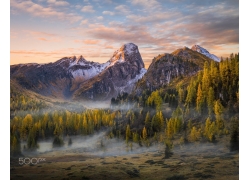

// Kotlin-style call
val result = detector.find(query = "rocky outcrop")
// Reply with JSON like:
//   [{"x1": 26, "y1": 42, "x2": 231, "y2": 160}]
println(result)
[
  {"x1": 73, "y1": 43, "x2": 146, "y2": 100},
  {"x1": 133, "y1": 47, "x2": 215, "y2": 94}
]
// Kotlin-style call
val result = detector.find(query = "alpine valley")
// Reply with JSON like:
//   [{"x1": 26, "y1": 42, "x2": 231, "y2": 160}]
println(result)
[{"x1": 10, "y1": 43, "x2": 239, "y2": 180}]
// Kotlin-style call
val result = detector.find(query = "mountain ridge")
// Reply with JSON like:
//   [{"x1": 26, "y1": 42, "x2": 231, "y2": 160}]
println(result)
[
  {"x1": 10, "y1": 43, "x2": 220, "y2": 101},
  {"x1": 132, "y1": 46, "x2": 218, "y2": 95},
  {"x1": 11, "y1": 43, "x2": 146, "y2": 100}
]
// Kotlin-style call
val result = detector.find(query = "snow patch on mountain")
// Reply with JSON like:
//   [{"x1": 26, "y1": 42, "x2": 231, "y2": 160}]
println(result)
[
  {"x1": 52, "y1": 55, "x2": 110, "y2": 80},
  {"x1": 69, "y1": 56, "x2": 87, "y2": 67},
  {"x1": 124, "y1": 43, "x2": 138, "y2": 55},
  {"x1": 109, "y1": 51, "x2": 125, "y2": 66},
  {"x1": 113, "y1": 68, "x2": 147, "y2": 93},
  {"x1": 98, "y1": 62, "x2": 110, "y2": 71},
  {"x1": 191, "y1": 45, "x2": 220, "y2": 62},
  {"x1": 108, "y1": 43, "x2": 139, "y2": 66},
  {"x1": 71, "y1": 68, "x2": 97, "y2": 79},
  {"x1": 70, "y1": 62, "x2": 110, "y2": 79},
  {"x1": 129, "y1": 68, "x2": 147, "y2": 85}
]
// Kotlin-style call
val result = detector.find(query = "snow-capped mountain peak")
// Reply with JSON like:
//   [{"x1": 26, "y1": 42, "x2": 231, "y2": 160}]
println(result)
[
  {"x1": 69, "y1": 56, "x2": 88, "y2": 67},
  {"x1": 51, "y1": 43, "x2": 144, "y2": 83},
  {"x1": 76, "y1": 55, "x2": 87, "y2": 63},
  {"x1": 109, "y1": 43, "x2": 139, "y2": 64},
  {"x1": 191, "y1": 45, "x2": 220, "y2": 62},
  {"x1": 123, "y1": 43, "x2": 138, "y2": 55},
  {"x1": 191, "y1": 45, "x2": 209, "y2": 54}
]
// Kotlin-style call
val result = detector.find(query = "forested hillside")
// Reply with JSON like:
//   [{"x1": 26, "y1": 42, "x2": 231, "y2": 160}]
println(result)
[{"x1": 111, "y1": 53, "x2": 239, "y2": 152}]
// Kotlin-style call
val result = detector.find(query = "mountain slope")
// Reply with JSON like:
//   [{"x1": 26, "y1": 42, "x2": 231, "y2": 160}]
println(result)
[
  {"x1": 10, "y1": 55, "x2": 111, "y2": 97},
  {"x1": 73, "y1": 43, "x2": 146, "y2": 100},
  {"x1": 133, "y1": 46, "x2": 215, "y2": 94},
  {"x1": 10, "y1": 43, "x2": 146, "y2": 100},
  {"x1": 191, "y1": 45, "x2": 220, "y2": 62}
]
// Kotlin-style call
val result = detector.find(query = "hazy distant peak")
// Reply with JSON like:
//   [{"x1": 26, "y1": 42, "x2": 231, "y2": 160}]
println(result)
[{"x1": 191, "y1": 45, "x2": 220, "y2": 62}]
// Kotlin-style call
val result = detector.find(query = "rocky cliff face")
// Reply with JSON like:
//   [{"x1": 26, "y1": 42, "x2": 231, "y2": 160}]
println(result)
[
  {"x1": 73, "y1": 43, "x2": 146, "y2": 100},
  {"x1": 133, "y1": 47, "x2": 214, "y2": 94},
  {"x1": 10, "y1": 43, "x2": 146, "y2": 100}
]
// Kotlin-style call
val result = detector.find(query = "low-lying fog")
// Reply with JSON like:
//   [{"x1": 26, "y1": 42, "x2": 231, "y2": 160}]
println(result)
[
  {"x1": 20, "y1": 130, "x2": 230, "y2": 159},
  {"x1": 20, "y1": 131, "x2": 164, "y2": 157}
]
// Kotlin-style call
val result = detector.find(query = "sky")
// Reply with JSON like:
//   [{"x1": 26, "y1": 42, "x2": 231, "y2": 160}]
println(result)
[{"x1": 10, "y1": 0, "x2": 239, "y2": 68}]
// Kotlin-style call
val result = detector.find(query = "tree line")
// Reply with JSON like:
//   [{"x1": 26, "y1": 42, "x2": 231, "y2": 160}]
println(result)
[{"x1": 10, "y1": 109, "x2": 116, "y2": 156}]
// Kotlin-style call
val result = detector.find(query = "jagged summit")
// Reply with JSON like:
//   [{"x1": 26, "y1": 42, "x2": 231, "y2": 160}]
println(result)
[
  {"x1": 55, "y1": 55, "x2": 89, "y2": 67},
  {"x1": 122, "y1": 43, "x2": 139, "y2": 55},
  {"x1": 191, "y1": 45, "x2": 220, "y2": 62},
  {"x1": 109, "y1": 43, "x2": 141, "y2": 65},
  {"x1": 76, "y1": 55, "x2": 87, "y2": 63},
  {"x1": 52, "y1": 55, "x2": 109, "y2": 81}
]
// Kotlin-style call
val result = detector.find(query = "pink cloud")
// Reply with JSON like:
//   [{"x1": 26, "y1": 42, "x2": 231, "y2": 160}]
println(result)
[
  {"x1": 11, "y1": 0, "x2": 82, "y2": 23},
  {"x1": 24, "y1": 30, "x2": 62, "y2": 42},
  {"x1": 81, "y1": 5, "x2": 95, "y2": 13},
  {"x1": 103, "y1": 11, "x2": 114, "y2": 15},
  {"x1": 115, "y1": 5, "x2": 130, "y2": 14},
  {"x1": 47, "y1": 0, "x2": 69, "y2": 6},
  {"x1": 80, "y1": 19, "x2": 89, "y2": 25},
  {"x1": 83, "y1": 39, "x2": 100, "y2": 44},
  {"x1": 130, "y1": 0, "x2": 160, "y2": 10},
  {"x1": 126, "y1": 11, "x2": 180, "y2": 24},
  {"x1": 38, "y1": 37, "x2": 48, "y2": 41},
  {"x1": 27, "y1": 30, "x2": 57, "y2": 37}
]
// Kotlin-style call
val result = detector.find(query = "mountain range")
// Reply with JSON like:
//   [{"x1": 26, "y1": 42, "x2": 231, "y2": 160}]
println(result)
[{"x1": 10, "y1": 43, "x2": 219, "y2": 101}]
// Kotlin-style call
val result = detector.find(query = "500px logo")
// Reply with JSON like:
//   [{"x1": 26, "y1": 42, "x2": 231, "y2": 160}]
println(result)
[{"x1": 19, "y1": 157, "x2": 46, "y2": 165}]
